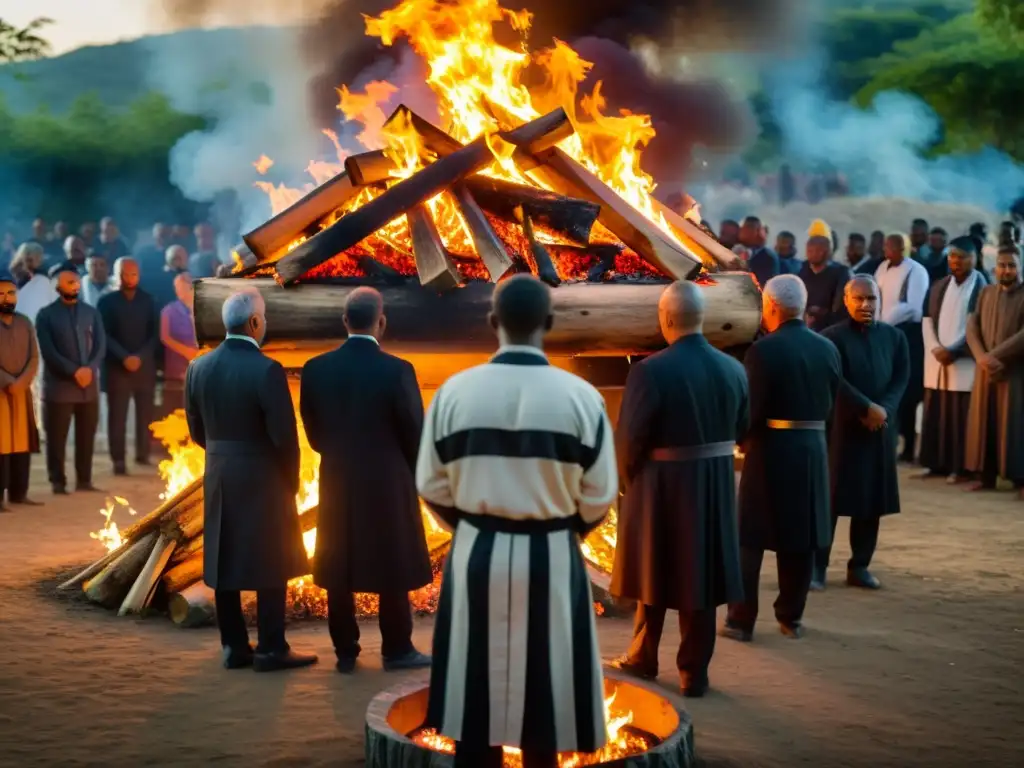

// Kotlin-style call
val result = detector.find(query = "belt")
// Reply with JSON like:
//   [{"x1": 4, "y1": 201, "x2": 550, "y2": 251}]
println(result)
[
  {"x1": 648, "y1": 441, "x2": 735, "y2": 462},
  {"x1": 766, "y1": 419, "x2": 826, "y2": 431}
]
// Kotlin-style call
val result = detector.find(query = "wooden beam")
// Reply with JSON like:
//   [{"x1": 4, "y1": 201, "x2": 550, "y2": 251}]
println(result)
[
  {"x1": 451, "y1": 182, "x2": 515, "y2": 282},
  {"x1": 515, "y1": 206, "x2": 561, "y2": 287},
  {"x1": 408, "y1": 204, "x2": 461, "y2": 291},
  {"x1": 463, "y1": 176, "x2": 598, "y2": 246},
  {"x1": 344, "y1": 150, "x2": 396, "y2": 187}
]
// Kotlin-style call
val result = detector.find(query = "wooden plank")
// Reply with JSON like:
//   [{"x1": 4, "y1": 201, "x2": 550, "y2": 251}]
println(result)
[
  {"x1": 408, "y1": 204, "x2": 461, "y2": 291},
  {"x1": 451, "y1": 182, "x2": 514, "y2": 282}
]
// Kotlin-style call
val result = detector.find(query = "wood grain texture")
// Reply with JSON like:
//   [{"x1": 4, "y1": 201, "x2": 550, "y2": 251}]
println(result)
[
  {"x1": 451, "y1": 182, "x2": 515, "y2": 282},
  {"x1": 408, "y1": 204, "x2": 461, "y2": 291},
  {"x1": 464, "y1": 175, "x2": 598, "y2": 246}
]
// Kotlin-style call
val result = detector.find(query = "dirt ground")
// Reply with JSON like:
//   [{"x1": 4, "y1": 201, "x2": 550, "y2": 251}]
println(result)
[{"x1": 1, "y1": 462, "x2": 1022, "y2": 768}]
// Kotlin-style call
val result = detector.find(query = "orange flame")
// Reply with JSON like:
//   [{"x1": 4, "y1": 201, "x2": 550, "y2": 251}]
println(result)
[{"x1": 252, "y1": 154, "x2": 274, "y2": 175}]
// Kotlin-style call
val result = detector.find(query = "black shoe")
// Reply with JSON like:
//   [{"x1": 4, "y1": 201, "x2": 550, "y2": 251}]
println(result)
[
  {"x1": 779, "y1": 623, "x2": 804, "y2": 639},
  {"x1": 846, "y1": 568, "x2": 881, "y2": 590},
  {"x1": 382, "y1": 650, "x2": 432, "y2": 672},
  {"x1": 222, "y1": 645, "x2": 254, "y2": 669},
  {"x1": 135, "y1": 458, "x2": 151, "y2": 467},
  {"x1": 252, "y1": 648, "x2": 318, "y2": 673},
  {"x1": 680, "y1": 674, "x2": 709, "y2": 698},
  {"x1": 52, "y1": 484, "x2": 69, "y2": 495},
  {"x1": 10, "y1": 497, "x2": 43, "y2": 506},
  {"x1": 75, "y1": 483, "x2": 103, "y2": 493},
  {"x1": 718, "y1": 622, "x2": 753, "y2": 643},
  {"x1": 607, "y1": 656, "x2": 657, "y2": 680},
  {"x1": 113, "y1": 463, "x2": 128, "y2": 476},
  {"x1": 335, "y1": 656, "x2": 357, "y2": 674}
]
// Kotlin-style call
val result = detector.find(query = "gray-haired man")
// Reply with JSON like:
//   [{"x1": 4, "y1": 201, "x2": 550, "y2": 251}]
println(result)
[
  {"x1": 722, "y1": 275, "x2": 841, "y2": 642},
  {"x1": 184, "y1": 289, "x2": 317, "y2": 672}
]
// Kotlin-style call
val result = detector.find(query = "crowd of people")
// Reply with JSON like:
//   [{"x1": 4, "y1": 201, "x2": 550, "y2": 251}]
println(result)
[{"x1": 0, "y1": 216, "x2": 216, "y2": 508}]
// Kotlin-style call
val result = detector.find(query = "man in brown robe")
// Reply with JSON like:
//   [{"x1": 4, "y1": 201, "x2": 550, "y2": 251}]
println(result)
[
  {"x1": 0, "y1": 272, "x2": 41, "y2": 510},
  {"x1": 964, "y1": 246, "x2": 1024, "y2": 498}
]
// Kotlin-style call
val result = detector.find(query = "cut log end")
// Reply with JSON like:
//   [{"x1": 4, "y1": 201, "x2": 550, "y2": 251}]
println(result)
[{"x1": 169, "y1": 582, "x2": 217, "y2": 628}]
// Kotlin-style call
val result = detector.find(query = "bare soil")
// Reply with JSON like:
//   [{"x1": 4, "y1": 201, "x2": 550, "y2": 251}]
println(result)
[{"x1": 1, "y1": 462, "x2": 1021, "y2": 768}]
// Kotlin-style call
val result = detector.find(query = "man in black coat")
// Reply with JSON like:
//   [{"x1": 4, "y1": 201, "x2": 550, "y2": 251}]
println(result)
[
  {"x1": 300, "y1": 287, "x2": 432, "y2": 673},
  {"x1": 185, "y1": 288, "x2": 316, "y2": 672},
  {"x1": 610, "y1": 281, "x2": 748, "y2": 697},
  {"x1": 722, "y1": 275, "x2": 840, "y2": 643},
  {"x1": 35, "y1": 263, "x2": 106, "y2": 494},
  {"x1": 98, "y1": 258, "x2": 159, "y2": 474},
  {"x1": 816, "y1": 276, "x2": 910, "y2": 590}
]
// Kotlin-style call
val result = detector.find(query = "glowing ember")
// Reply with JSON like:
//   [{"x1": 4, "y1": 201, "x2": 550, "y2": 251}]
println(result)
[
  {"x1": 410, "y1": 692, "x2": 653, "y2": 765},
  {"x1": 252, "y1": 0, "x2": 703, "y2": 272}
]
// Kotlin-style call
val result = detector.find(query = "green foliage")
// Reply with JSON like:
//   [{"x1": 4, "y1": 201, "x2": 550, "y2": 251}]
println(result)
[
  {"x1": 0, "y1": 17, "x2": 52, "y2": 63},
  {"x1": 976, "y1": 0, "x2": 1024, "y2": 38}
]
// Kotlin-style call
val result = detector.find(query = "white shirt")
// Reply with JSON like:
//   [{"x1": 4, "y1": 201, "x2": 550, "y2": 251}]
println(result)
[
  {"x1": 875, "y1": 258, "x2": 929, "y2": 325},
  {"x1": 224, "y1": 333, "x2": 260, "y2": 349},
  {"x1": 17, "y1": 273, "x2": 56, "y2": 324},
  {"x1": 347, "y1": 334, "x2": 379, "y2": 345}
]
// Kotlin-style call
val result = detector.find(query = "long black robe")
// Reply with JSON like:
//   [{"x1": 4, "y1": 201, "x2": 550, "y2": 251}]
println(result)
[
  {"x1": 610, "y1": 334, "x2": 748, "y2": 612},
  {"x1": 300, "y1": 337, "x2": 431, "y2": 594},
  {"x1": 738, "y1": 319, "x2": 840, "y2": 553},
  {"x1": 821, "y1": 320, "x2": 910, "y2": 519},
  {"x1": 919, "y1": 274, "x2": 983, "y2": 476},
  {"x1": 798, "y1": 261, "x2": 851, "y2": 332},
  {"x1": 184, "y1": 338, "x2": 309, "y2": 590}
]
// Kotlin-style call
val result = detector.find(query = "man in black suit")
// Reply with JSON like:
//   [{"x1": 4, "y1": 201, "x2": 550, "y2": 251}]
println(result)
[
  {"x1": 98, "y1": 258, "x2": 159, "y2": 474},
  {"x1": 609, "y1": 281, "x2": 749, "y2": 697},
  {"x1": 300, "y1": 287, "x2": 432, "y2": 673},
  {"x1": 185, "y1": 288, "x2": 317, "y2": 672},
  {"x1": 35, "y1": 263, "x2": 106, "y2": 494},
  {"x1": 722, "y1": 275, "x2": 841, "y2": 642}
]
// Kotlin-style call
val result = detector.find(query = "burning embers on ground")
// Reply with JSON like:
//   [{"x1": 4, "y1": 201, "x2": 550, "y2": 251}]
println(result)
[{"x1": 239, "y1": 0, "x2": 729, "y2": 288}]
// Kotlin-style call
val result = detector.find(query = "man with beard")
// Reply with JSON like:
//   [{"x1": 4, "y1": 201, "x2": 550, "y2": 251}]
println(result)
[
  {"x1": 0, "y1": 272, "x2": 42, "y2": 511},
  {"x1": 417, "y1": 275, "x2": 617, "y2": 766},
  {"x1": 875, "y1": 233, "x2": 929, "y2": 462},
  {"x1": 917, "y1": 238, "x2": 984, "y2": 483},
  {"x1": 722, "y1": 275, "x2": 839, "y2": 641},
  {"x1": 799, "y1": 220, "x2": 850, "y2": 333},
  {"x1": 35, "y1": 263, "x2": 106, "y2": 495},
  {"x1": 815, "y1": 276, "x2": 909, "y2": 590},
  {"x1": 739, "y1": 215, "x2": 780, "y2": 288},
  {"x1": 185, "y1": 289, "x2": 317, "y2": 672},
  {"x1": 963, "y1": 246, "x2": 1024, "y2": 499},
  {"x1": 775, "y1": 231, "x2": 801, "y2": 274},
  {"x1": 719, "y1": 219, "x2": 740, "y2": 251},
  {"x1": 847, "y1": 233, "x2": 875, "y2": 274},
  {"x1": 609, "y1": 281, "x2": 747, "y2": 697},
  {"x1": 98, "y1": 258, "x2": 158, "y2": 475},
  {"x1": 300, "y1": 287, "x2": 432, "y2": 674}
]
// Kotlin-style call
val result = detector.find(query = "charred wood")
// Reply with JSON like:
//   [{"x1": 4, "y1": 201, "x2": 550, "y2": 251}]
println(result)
[
  {"x1": 451, "y1": 182, "x2": 515, "y2": 282},
  {"x1": 408, "y1": 204, "x2": 461, "y2": 291},
  {"x1": 515, "y1": 206, "x2": 561, "y2": 287},
  {"x1": 463, "y1": 176, "x2": 598, "y2": 246}
]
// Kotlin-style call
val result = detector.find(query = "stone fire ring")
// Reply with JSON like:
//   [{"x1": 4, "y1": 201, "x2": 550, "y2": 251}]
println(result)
[{"x1": 364, "y1": 669, "x2": 695, "y2": 767}]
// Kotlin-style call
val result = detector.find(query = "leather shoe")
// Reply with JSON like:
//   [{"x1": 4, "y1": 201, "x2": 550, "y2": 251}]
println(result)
[
  {"x1": 846, "y1": 568, "x2": 881, "y2": 590},
  {"x1": 52, "y1": 484, "x2": 69, "y2": 495},
  {"x1": 10, "y1": 497, "x2": 43, "y2": 506},
  {"x1": 76, "y1": 483, "x2": 103, "y2": 493},
  {"x1": 607, "y1": 656, "x2": 656, "y2": 680},
  {"x1": 253, "y1": 648, "x2": 318, "y2": 672},
  {"x1": 779, "y1": 623, "x2": 804, "y2": 639},
  {"x1": 335, "y1": 656, "x2": 357, "y2": 674},
  {"x1": 718, "y1": 622, "x2": 753, "y2": 643},
  {"x1": 113, "y1": 464, "x2": 128, "y2": 476},
  {"x1": 382, "y1": 650, "x2": 432, "y2": 671},
  {"x1": 680, "y1": 674, "x2": 709, "y2": 698},
  {"x1": 222, "y1": 645, "x2": 254, "y2": 669}
]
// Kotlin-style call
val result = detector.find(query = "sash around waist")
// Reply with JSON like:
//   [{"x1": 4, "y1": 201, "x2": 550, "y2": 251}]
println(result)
[
  {"x1": 206, "y1": 439, "x2": 276, "y2": 457},
  {"x1": 766, "y1": 419, "x2": 826, "y2": 431},
  {"x1": 647, "y1": 441, "x2": 735, "y2": 462},
  {"x1": 457, "y1": 512, "x2": 580, "y2": 535}
]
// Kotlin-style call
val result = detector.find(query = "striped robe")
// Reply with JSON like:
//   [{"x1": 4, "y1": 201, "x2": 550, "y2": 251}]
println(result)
[{"x1": 416, "y1": 345, "x2": 618, "y2": 753}]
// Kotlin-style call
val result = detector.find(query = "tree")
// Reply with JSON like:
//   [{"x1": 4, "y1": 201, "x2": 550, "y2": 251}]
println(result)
[
  {"x1": 977, "y1": 0, "x2": 1024, "y2": 39},
  {"x1": 0, "y1": 17, "x2": 52, "y2": 63}
]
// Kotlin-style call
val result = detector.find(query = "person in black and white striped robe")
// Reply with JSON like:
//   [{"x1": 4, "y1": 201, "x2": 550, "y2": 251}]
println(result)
[{"x1": 416, "y1": 275, "x2": 618, "y2": 768}]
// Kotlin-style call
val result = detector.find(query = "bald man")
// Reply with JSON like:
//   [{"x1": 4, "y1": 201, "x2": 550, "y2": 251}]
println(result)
[
  {"x1": 300, "y1": 287, "x2": 432, "y2": 673},
  {"x1": 98, "y1": 258, "x2": 158, "y2": 474},
  {"x1": 610, "y1": 280, "x2": 748, "y2": 697}
]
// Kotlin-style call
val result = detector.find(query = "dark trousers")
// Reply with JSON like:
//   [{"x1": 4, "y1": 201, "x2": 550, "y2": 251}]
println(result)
[
  {"x1": 327, "y1": 588, "x2": 414, "y2": 660},
  {"x1": 817, "y1": 514, "x2": 881, "y2": 571},
  {"x1": 453, "y1": 743, "x2": 557, "y2": 767},
  {"x1": 727, "y1": 547, "x2": 813, "y2": 631},
  {"x1": 0, "y1": 453, "x2": 31, "y2": 502},
  {"x1": 43, "y1": 399, "x2": 99, "y2": 488},
  {"x1": 107, "y1": 375, "x2": 155, "y2": 466},
  {"x1": 898, "y1": 399, "x2": 918, "y2": 460},
  {"x1": 214, "y1": 588, "x2": 287, "y2": 654},
  {"x1": 624, "y1": 603, "x2": 716, "y2": 683}
]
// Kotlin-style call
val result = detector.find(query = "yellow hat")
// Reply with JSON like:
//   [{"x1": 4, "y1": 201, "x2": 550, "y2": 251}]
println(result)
[{"x1": 808, "y1": 219, "x2": 832, "y2": 240}]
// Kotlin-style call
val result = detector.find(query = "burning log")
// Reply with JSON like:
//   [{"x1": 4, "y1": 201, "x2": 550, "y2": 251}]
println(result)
[
  {"x1": 83, "y1": 531, "x2": 159, "y2": 609},
  {"x1": 275, "y1": 109, "x2": 578, "y2": 285},
  {"x1": 161, "y1": 496, "x2": 204, "y2": 543},
  {"x1": 651, "y1": 200, "x2": 739, "y2": 271},
  {"x1": 169, "y1": 582, "x2": 217, "y2": 628},
  {"x1": 345, "y1": 150, "x2": 396, "y2": 187},
  {"x1": 408, "y1": 204, "x2": 461, "y2": 291},
  {"x1": 463, "y1": 176, "x2": 599, "y2": 246},
  {"x1": 242, "y1": 172, "x2": 359, "y2": 262},
  {"x1": 526, "y1": 147, "x2": 703, "y2": 281},
  {"x1": 515, "y1": 206, "x2": 560, "y2": 287},
  {"x1": 169, "y1": 532, "x2": 204, "y2": 565},
  {"x1": 388, "y1": 105, "x2": 464, "y2": 158},
  {"x1": 118, "y1": 533, "x2": 177, "y2": 617},
  {"x1": 193, "y1": 274, "x2": 761, "y2": 356},
  {"x1": 451, "y1": 182, "x2": 515, "y2": 282},
  {"x1": 163, "y1": 551, "x2": 204, "y2": 595}
]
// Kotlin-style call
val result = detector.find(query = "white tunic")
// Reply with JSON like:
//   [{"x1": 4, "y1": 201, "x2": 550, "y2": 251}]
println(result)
[
  {"x1": 923, "y1": 272, "x2": 980, "y2": 392},
  {"x1": 875, "y1": 258, "x2": 929, "y2": 325}
]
